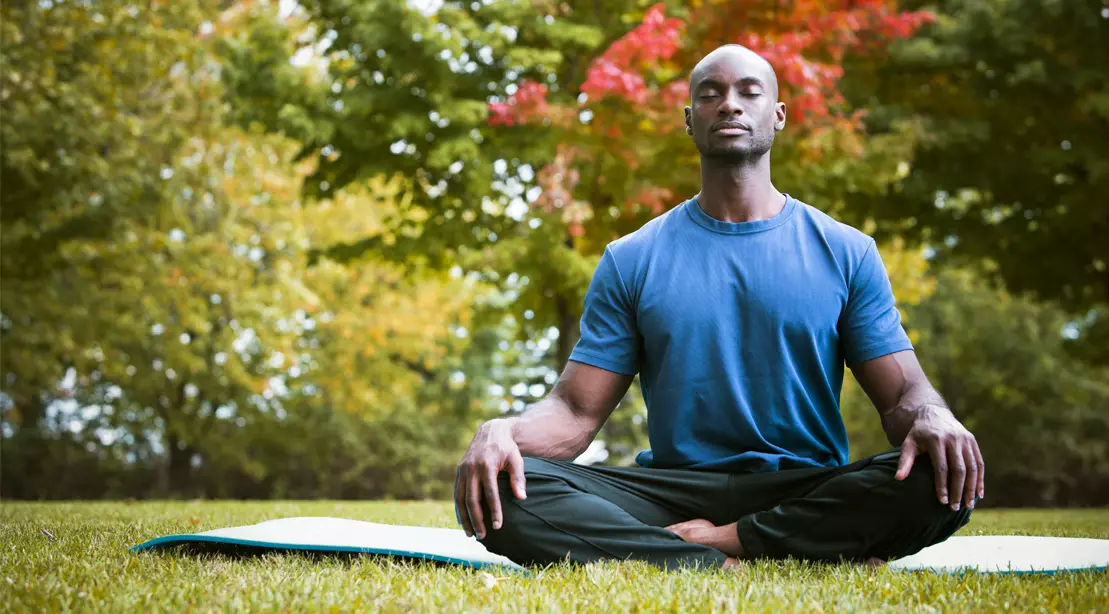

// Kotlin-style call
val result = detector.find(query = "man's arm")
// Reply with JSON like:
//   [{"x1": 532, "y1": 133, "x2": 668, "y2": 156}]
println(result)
[
  {"x1": 509, "y1": 361, "x2": 635, "y2": 458},
  {"x1": 454, "y1": 361, "x2": 634, "y2": 538},
  {"x1": 852, "y1": 349, "x2": 985, "y2": 511}
]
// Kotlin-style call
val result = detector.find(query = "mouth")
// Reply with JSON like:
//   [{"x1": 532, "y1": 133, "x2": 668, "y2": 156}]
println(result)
[{"x1": 712, "y1": 123, "x2": 750, "y2": 135}]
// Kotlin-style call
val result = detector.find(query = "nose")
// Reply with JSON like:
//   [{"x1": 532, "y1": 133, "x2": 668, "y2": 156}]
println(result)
[{"x1": 718, "y1": 89, "x2": 743, "y2": 115}]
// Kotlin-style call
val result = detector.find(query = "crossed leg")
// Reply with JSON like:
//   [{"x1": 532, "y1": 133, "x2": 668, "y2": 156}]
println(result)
[{"x1": 463, "y1": 450, "x2": 972, "y2": 569}]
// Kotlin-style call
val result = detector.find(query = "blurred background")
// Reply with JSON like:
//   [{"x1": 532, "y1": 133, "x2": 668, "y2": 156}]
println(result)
[{"x1": 2, "y1": 0, "x2": 1107, "y2": 506}]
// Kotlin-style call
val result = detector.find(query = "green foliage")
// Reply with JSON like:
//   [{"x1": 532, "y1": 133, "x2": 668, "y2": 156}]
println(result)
[
  {"x1": 848, "y1": 0, "x2": 1109, "y2": 359},
  {"x1": 2, "y1": 0, "x2": 1107, "y2": 506},
  {"x1": 0, "y1": 0, "x2": 221, "y2": 279},
  {"x1": 4, "y1": 502, "x2": 1109, "y2": 612},
  {"x1": 1, "y1": 0, "x2": 486, "y2": 500}
]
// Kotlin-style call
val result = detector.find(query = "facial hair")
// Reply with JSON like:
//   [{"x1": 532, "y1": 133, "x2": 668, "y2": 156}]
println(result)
[{"x1": 698, "y1": 125, "x2": 775, "y2": 165}]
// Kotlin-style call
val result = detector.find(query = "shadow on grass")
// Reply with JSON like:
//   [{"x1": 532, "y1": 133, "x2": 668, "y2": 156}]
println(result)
[{"x1": 147, "y1": 542, "x2": 464, "y2": 569}]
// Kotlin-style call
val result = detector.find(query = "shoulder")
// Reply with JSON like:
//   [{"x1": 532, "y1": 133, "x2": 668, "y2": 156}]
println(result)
[
  {"x1": 605, "y1": 199, "x2": 689, "y2": 264},
  {"x1": 790, "y1": 197, "x2": 881, "y2": 288},
  {"x1": 791, "y1": 197, "x2": 875, "y2": 254}
]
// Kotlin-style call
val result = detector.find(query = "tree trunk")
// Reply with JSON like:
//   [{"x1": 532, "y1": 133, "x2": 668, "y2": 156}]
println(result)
[
  {"x1": 159, "y1": 432, "x2": 195, "y2": 498},
  {"x1": 555, "y1": 291, "x2": 580, "y2": 371}
]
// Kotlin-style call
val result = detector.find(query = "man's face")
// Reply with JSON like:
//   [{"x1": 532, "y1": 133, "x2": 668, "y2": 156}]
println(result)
[{"x1": 685, "y1": 51, "x2": 785, "y2": 164}]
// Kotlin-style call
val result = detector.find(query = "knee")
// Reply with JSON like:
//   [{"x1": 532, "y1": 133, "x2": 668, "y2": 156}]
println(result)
[
  {"x1": 466, "y1": 458, "x2": 561, "y2": 560},
  {"x1": 876, "y1": 452, "x2": 974, "y2": 528}
]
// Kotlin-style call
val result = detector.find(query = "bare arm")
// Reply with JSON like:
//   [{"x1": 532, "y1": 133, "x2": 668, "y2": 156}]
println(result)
[
  {"x1": 507, "y1": 361, "x2": 635, "y2": 459},
  {"x1": 852, "y1": 350, "x2": 985, "y2": 510},
  {"x1": 455, "y1": 361, "x2": 634, "y2": 538}
]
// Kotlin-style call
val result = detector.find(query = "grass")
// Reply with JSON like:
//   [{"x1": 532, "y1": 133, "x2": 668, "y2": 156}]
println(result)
[{"x1": 2, "y1": 502, "x2": 1107, "y2": 612}]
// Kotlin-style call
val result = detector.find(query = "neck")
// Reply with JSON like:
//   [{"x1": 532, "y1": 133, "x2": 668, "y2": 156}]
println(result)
[{"x1": 696, "y1": 154, "x2": 784, "y2": 223}]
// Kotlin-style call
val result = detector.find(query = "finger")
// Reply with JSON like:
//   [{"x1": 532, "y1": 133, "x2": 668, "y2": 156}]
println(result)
[
  {"x1": 895, "y1": 438, "x2": 918, "y2": 480},
  {"x1": 483, "y1": 465, "x2": 503, "y2": 532},
  {"x1": 467, "y1": 472, "x2": 487, "y2": 539},
  {"x1": 972, "y1": 439, "x2": 985, "y2": 500},
  {"x1": 507, "y1": 450, "x2": 527, "y2": 500},
  {"x1": 931, "y1": 438, "x2": 949, "y2": 505},
  {"x1": 454, "y1": 467, "x2": 475, "y2": 537},
  {"x1": 962, "y1": 444, "x2": 977, "y2": 509},
  {"x1": 948, "y1": 440, "x2": 967, "y2": 511}
]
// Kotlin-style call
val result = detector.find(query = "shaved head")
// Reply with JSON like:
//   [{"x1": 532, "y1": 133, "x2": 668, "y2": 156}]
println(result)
[
  {"x1": 689, "y1": 45, "x2": 779, "y2": 101},
  {"x1": 684, "y1": 44, "x2": 786, "y2": 165}
]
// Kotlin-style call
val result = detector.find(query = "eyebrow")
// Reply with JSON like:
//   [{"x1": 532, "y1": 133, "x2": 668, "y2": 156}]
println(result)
[{"x1": 696, "y1": 76, "x2": 766, "y2": 91}]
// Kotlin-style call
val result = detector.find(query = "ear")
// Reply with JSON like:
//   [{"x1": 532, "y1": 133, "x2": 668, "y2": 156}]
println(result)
[
  {"x1": 684, "y1": 106, "x2": 693, "y2": 136},
  {"x1": 774, "y1": 101, "x2": 787, "y2": 132}
]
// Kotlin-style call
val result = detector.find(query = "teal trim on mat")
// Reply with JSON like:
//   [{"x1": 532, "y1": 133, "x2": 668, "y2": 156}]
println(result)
[
  {"x1": 131, "y1": 535, "x2": 527, "y2": 574},
  {"x1": 894, "y1": 565, "x2": 1107, "y2": 576}
]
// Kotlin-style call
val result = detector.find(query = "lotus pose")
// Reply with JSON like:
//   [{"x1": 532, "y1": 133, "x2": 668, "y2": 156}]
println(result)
[{"x1": 454, "y1": 45, "x2": 982, "y2": 570}]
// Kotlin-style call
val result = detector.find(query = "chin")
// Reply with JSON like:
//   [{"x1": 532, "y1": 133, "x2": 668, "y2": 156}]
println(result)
[{"x1": 704, "y1": 147, "x2": 758, "y2": 164}]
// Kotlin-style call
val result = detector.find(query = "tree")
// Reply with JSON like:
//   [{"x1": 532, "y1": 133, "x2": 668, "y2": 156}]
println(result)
[
  {"x1": 845, "y1": 0, "x2": 1109, "y2": 360},
  {"x1": 1, "y1": 0, "x2": 223, "y2": 492},
  {"x1": 1, "y1": 1, "x2": 484, "y2": 499}
]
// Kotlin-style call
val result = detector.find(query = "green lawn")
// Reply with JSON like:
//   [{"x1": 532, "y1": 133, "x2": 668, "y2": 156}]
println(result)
[{"x1": 2, "y1": 502, "x2": 1107, "y2": 612}]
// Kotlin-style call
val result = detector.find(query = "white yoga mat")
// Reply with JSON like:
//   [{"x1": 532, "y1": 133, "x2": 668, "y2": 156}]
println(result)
[
  {"x1": 132, "y1": 517, "x2": 524, "y2": 571},
  {"x1": 888, "y1": 535, "x2": 1109, "y2": 574},
  {"x1": 132, "y1": 517, "x2": 1109, "y2": 574}
]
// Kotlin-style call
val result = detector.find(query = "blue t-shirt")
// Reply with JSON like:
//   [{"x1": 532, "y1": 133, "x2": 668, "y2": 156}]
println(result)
[{"x1": 568, "y1": 194, "x2": 913, "y2": 473}]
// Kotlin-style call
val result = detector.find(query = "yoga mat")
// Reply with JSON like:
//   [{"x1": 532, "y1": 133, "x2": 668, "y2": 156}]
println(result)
[
  {"x1": 888, "y1": 535, "x2": 1109, "y2": 574},
  {"x1": 131, "y1": 517, "x2": 524, "y2": 571},
  {"x1": 133, "y1": 517, "x2": 1109, "y2": 574}
]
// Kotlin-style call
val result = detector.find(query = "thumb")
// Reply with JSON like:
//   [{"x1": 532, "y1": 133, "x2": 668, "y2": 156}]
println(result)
[
  {"x1": 507, "y1": 450, "x2": 527, "y2": 500},
  {"x1": 896, "y1": 438, "x2": 918, "y2": 481}
]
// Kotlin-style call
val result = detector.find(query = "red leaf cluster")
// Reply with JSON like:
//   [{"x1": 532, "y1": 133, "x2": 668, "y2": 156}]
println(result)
[
  {"x1": 488, "y1": 80, "x2": 551, "y2": 127},
  {"x1": 695, "y1": 0, "x2": 934, "y2": 123},
  {"x1": 580, "y1": 3, "x2": 684, "y2": 105}
]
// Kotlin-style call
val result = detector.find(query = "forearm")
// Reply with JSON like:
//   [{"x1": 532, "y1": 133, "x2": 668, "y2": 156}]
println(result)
[
  {"x1": 879, "y1": 380, "x2": 951, "y2": 447},
  {"x1": 497, "y1": 394, "x2": 601, "y2": 460}
]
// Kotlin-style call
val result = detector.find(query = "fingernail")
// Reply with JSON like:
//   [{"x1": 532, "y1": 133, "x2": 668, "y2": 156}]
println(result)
[
  {"x1": 941, "y1": 496, "x2": 948, "y2": 504},
  {"x1": 493, "y1": 521, "x2": 501, "y2": 530},
  {"x1": 969, "y1": 500, "x2": 975, "y2": 509},
  {"x1": 952, "y1": 503, "x2": 960, "y2": 511}
]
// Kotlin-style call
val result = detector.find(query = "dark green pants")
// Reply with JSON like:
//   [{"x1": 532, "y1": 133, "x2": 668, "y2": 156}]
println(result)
[{"x1": 464, "y1": 449, "x2": 972, "y2": 570}]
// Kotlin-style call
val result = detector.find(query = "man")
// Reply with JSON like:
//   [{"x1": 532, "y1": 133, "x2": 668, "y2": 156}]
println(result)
[{"x1": 454, "y1": 44, "x2": 983, "y2": 570}]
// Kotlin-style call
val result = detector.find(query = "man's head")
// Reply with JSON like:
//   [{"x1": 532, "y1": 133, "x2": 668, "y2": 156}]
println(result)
[{"x1": 685, "y1": 45, "x2": 786, "y2": 164}]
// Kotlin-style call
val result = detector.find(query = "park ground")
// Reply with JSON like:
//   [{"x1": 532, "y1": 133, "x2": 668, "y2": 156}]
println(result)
[{"x1": 2, "y1": 502, "x2": 1107, "y2": 612}]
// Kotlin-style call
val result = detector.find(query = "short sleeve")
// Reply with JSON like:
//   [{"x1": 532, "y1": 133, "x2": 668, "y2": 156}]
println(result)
[
  {"x1": 840, "y1": 240, "x2": 914, "y2": 368},
  {"x1": 568, "y1": 247, "x2": 640, "y2": 375}
]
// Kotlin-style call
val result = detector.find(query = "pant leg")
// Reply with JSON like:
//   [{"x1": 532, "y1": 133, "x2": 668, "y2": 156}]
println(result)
[
  {"x1": 733, "y1": 449, "x2": 973, "y2": 562},
  {"x1": 464, "y1": 457, "x2": 733, "y2": 570}
]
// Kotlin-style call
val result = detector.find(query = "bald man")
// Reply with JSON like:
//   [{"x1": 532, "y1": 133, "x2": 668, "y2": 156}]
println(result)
[{"x1": 454, "y1": 45, "x2": 982, "y2": 570}]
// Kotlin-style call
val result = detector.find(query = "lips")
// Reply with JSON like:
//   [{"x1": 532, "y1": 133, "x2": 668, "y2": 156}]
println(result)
[{"x1": 712, "y1": 122, "x2": 750, "y2": 134}]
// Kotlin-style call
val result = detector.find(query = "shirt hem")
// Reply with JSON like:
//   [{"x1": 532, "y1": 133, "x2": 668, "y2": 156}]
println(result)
[
  {"x1": 567, "y1": 351, "x2": 638, "y2": 376},
  {"x1": 847, "y1": 340, "x2": 914, "y2": 369}
]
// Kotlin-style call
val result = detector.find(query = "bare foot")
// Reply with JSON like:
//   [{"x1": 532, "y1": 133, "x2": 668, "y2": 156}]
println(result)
[
  {"x1": 665, "y1": 518, "x2": 716, "y2": 542},
  {"x1": 666, "y1": 518, "x2": 744, "y2": 558}
]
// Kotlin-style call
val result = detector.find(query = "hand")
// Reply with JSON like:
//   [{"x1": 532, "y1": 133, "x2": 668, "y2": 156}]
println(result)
[
  {"x1": 454, "y1": 419, "x2": 527, "y2": 539},
  {"x1": 895, "y1": 405, "x2": 985, "y2": 511}
]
